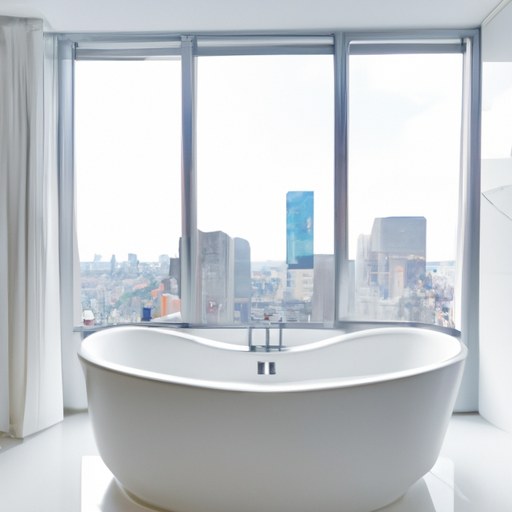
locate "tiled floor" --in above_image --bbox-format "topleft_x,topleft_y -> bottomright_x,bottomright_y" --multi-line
0,411 -> 511,512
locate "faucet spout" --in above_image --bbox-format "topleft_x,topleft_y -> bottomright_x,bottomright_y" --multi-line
247,322 -> 283,352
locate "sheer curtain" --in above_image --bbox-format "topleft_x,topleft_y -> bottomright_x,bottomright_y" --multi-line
0,17 -> 63,438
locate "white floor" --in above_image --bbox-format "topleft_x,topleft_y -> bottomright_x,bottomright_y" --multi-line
0,411 -> 511,512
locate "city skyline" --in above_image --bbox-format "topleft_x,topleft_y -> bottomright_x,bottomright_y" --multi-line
80,218 -> 456,328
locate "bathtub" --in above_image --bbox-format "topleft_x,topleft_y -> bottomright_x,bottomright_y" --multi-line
79,325 -> 466,512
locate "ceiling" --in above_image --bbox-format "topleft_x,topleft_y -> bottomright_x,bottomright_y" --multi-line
0,0 -> 507,33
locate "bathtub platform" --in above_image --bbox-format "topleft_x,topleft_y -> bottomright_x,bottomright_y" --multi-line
81,456 -> 454,512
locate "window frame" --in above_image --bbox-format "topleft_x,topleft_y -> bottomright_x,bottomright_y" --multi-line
58,29 -> 480,340
335,31 -> 480,334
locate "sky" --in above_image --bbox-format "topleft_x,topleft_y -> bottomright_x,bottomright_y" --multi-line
75,51 -> 467,264
348,53 -> 463,262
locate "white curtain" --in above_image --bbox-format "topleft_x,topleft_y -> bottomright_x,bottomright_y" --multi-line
0,17 -> 63,438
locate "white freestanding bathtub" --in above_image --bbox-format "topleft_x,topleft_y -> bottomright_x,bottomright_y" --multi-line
79,326 -> 466,512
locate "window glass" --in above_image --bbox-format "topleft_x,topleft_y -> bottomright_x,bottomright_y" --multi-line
196,55 -> 334,324
347,53 -> 463,327
75,59 -> 182,325
74,45 -> 467,330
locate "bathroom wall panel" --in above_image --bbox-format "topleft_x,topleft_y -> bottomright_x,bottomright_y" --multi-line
479,158 -> 512,432
480,0 -> 512,433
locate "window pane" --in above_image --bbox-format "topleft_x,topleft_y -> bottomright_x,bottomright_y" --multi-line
347,53 -> 463,327
75,60 -> 182,326
197,54 -> 334,325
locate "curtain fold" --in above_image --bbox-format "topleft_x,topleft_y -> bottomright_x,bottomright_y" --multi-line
0,17 -> 63,438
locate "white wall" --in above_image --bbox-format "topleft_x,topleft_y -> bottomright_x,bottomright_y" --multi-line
480,2 -> 512,432
482,2 -> 512,62
479,159 -> 512,432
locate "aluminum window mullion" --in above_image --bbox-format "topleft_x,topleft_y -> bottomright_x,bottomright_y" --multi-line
180,36 -> 198,324
345,29 -> 479,43
57,38 -> 76,350
334,32 -> 349,322
71,34 -> 182,60
195,35 -> 334,56
76,48 -> 181,60
195,45 -> 333,57
454,33 -> 481,411
349,43 -> 464,55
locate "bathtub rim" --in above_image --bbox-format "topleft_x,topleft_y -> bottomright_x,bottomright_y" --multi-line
78,325 -> 467,394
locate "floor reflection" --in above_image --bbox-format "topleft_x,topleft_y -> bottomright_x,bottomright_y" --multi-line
82,456 -> 454,512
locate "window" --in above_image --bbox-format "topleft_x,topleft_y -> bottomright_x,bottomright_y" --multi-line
196,54 -> 334,324
66,32 -> 478,333
75,58 -> 182,325
346,51 -> 463,327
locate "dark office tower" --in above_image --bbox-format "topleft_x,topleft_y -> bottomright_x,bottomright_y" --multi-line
194,230 -> 251,325
354,216 -> 428,322
369,216 -> 426,300
198,230 -> 234,325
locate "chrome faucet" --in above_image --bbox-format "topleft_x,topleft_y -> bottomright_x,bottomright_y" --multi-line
247,322 -> 283,351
